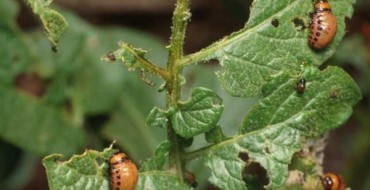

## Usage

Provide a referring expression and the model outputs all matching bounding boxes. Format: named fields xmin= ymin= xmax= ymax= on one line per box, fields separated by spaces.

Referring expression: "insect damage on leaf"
xmin=204 ymin=66 xmax=361 ymax=190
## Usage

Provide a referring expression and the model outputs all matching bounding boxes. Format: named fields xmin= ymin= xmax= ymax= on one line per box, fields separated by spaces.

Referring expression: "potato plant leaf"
xmin=0 ymin=87 xmax=86 ymax=156
xmin=137 ymin=172 xmax=191 ymax=190
xmin=172 ymin=87 xmax=224 ymax=138
xmin=42 ymin=146 xmax=117 ymax=190
xmin=26 ymin=0 xmax=68 ymax=50
xmin=146 ymin=107 xmax=169 ymax=129
xmin=205 ymin=125 xmax=227 ymax=144
xmin=186 ymin=0 xmax=355 ymax=97
xmin=204 ymin=66 xmax=361 ymax=190
xmin=140 ymin=141 xmax=171 ymax=172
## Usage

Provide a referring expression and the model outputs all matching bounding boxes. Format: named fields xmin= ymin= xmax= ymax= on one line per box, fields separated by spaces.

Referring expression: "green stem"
xmin=166 ymin=0 xmax=191 ymax=180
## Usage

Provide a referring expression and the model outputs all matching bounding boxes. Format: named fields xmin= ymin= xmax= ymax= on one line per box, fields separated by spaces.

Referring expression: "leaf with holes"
xmin=26 ymin=0 xmax=68 ymax=50
xmin=204 ymin=66 xmax=361 ymax=190
xmin=172 ymin=87 xmax=224 ymax=138
xmin=185 ymin=0 xmax=355 ymax=97
xmin=42 ymin=146 xmax=117 ymax=190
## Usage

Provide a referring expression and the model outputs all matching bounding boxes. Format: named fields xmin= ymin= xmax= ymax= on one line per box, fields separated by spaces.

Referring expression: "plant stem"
xmin=167 ymin=0 xmax=191 ymax=180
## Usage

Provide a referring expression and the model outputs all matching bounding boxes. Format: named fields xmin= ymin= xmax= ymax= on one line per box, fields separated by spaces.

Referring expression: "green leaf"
xmin=140 ymin=141 xmax=171 ymax=172
xmin=204 ymin=66 xmax=361 ymax=190
xmin=172 ymin=87 xmax=224 ymax=138
xmin=205 ymin=125 xmax=227 ymax=144
xmin=26 ymin=0 xmax=68 ymax=50
xmin=0 ymin=88 xmax=86 ymax=155
xmin=146 ymin=107 xmax=168 ymax=129
xmin=42 ymin=146 xmax=116 ymax=190
xmin=0 ymin=0 xmax=18 ymax=28
xmin=137 ymin=171 xmax=191 ymax=190
xmin=189 ymin=0 xmax=355 ymax=97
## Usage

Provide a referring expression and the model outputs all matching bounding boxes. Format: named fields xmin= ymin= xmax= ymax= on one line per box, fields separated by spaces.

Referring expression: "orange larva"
xmin=110 ymin=153 xmax=138 ymax=190
xmin=321 ymin=173 xmax=346 ymax=190
xmin=309 ymin=0 xmax=337 ymax=49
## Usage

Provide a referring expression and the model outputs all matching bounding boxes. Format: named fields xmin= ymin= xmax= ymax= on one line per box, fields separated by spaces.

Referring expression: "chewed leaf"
xmin=26 ymin=0 xmax=68 ymax=50
xmin=42 ymin=146 xmax=117 ymax=190
xmin=146 ymin=107 xmax=168 ymax=129
xmin=240 ymin=66 xmax=361 ymax=134
xmin=186 ymin=0 xmax=355 ymax=97
xmin=205 ymin=66 xmax=361 ymax=190
xmin=40 ymin=9 xmax=68 ymax=51
xmin=137 ymin=171 xmax=191 ymax=190
xmin=172 ymin=87 xmax=224 ymax=138
xmin=103 ymin=42 xmax=149 ymax=70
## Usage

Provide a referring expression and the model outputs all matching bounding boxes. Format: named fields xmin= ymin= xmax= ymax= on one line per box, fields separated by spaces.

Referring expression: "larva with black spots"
xmin=110 ymin=153 xmax=138 ymax=190
xmin=309 ymin=0 xmax=337 ymax=49
xmin=321 ymin=172 xmax=346 ymax=190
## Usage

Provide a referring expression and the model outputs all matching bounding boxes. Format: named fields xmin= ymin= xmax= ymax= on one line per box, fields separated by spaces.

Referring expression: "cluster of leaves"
xmin=1 ymin=0 xmax=362 ymax=190
xmin=0 ymin=0 xmax=168 ymax=188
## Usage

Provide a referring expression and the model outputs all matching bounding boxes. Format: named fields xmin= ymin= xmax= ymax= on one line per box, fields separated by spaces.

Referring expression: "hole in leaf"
xmin=243 ymin=162 xmax=269 ymax=189
xmin=14 ymin=72 xmax=47 ymax=97
xmin=238 ymin=152 xmax=250 ymax=162
xmin=292 ymin=17 xmax=306 ymax=31
xmin=271 ymin=19 xmax=279 ymax=28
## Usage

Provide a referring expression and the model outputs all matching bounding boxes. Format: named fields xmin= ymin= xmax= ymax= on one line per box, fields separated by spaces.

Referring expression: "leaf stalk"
xmin=166 ymin=0 xmax=191 ymax=180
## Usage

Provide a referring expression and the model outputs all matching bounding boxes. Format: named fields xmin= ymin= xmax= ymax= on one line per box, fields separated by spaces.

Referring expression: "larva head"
xmin=110 ymin=153 xmax=128 ymax=165
xmin=314 ymin=0 xmax=332 ymax=10
xmin=321 ymin=173 xmax=346 ymax=190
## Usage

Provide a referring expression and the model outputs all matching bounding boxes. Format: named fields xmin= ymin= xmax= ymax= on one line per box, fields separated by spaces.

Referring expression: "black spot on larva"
xmin=292 ymin=17 xmax=306 ymax=31
xmin=318 ymin=26 xmax=323 ymax=30
xmin=117 ymin=182 xmax=121 ymax=185
xmin=115 ymin=170 xmax=119 ymax=174
xmin=316 ymin=32 xmax=321 ymax=36
xmin=314 ymin=38 xmax=318 ymax=41
xmin=117 ymin=175 xmax=121 ymax=179
xmin=271 ymin=19 xmax=279 ymax=27
xmin=116 ymin=187 xmax=120 ymax=190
